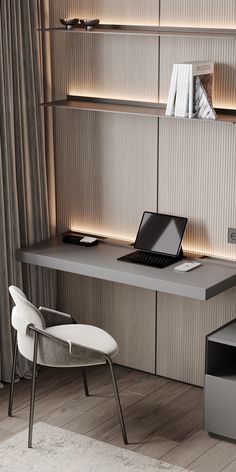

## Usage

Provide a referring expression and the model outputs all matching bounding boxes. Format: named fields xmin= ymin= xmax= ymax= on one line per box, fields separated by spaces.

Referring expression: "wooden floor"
xmin=0 ymin=365 xmax=236 ymax=471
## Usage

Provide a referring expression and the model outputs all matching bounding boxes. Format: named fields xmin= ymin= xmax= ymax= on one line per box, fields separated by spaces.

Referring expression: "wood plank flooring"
xmin=0 ymin=365 xmax=236 ymax=471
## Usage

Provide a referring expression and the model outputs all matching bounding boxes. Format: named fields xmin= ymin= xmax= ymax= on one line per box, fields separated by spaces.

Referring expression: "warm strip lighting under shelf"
xmin=68 ymin=93 xmax=159 ymax=106
xmin=44 ymin=24 xmax=236 ymax=38
xmin=160 ymin=23 xmax=236 ymax=30
xmin=70 ymin=226 xmax=134 ymax=243
xmin=70 ymin=227 xmax=236 ymax=261
xmin=182 ymin=247 xmax=236 ymax=261
xmin=66 ymin=94 xmax=236 ymax=117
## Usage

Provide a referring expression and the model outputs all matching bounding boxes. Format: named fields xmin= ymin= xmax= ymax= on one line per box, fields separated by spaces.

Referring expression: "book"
xmin=191 ymin=61 xmax=215 ymax=119
xmin=195 ymin=76 xmax=216 ymax=119
xmin=174 ymin=64 xmax=190 ymax=118
xmin=165 ymin=63 xmax=178 ymax=116
xmin=166 ymin=61 xmax=216 ymax=119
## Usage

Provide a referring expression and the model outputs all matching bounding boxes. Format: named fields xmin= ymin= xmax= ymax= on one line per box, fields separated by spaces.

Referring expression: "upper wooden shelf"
xmin=42 ymin=96 xmax=236 ymax=125
xmin=44 ymin=97 xmax=166 ymax=118
xmin=40 ymin=24 xmax=236 ymax=39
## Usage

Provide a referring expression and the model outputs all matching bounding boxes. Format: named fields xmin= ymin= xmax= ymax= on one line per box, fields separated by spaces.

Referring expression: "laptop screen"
xmin=134 ymin=212 xmax=188 ymax=257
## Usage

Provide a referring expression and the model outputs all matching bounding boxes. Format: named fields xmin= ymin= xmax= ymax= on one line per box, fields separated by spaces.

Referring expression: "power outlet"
xmin=228 ymin=228 xmax=236 ymax=244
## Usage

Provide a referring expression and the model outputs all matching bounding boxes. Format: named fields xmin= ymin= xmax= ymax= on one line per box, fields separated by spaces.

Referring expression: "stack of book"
xmin=166 ymin=61 xmax=216 ymax=120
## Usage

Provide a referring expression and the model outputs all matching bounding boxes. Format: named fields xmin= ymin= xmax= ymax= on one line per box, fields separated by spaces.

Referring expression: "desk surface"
xmin=16 ymin=238 xmax=236 ymax=301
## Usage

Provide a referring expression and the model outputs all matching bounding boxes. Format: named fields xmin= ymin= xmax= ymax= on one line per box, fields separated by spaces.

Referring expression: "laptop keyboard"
xmin=118 ymin=250 xmax=181 ymax=269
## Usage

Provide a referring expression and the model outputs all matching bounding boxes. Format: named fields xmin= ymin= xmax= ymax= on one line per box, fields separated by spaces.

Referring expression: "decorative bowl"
xmin=59 ymin=18 xmax=79 ymax=29
xmin=80 ymin=19 xmax=100 ymax=30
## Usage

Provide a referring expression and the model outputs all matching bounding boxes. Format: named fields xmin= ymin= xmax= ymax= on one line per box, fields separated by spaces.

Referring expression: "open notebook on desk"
xmin=118 ymin=211 xmax=188 ymax=269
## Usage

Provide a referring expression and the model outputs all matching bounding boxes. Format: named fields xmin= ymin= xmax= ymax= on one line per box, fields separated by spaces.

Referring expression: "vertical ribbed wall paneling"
xmin=158 ymin=120 xmax=236 ymax=259
xmin=49 ymin=32 xmax=69 ymax=100
xmin=54 ymin=109 xmax=158 ymax=240
xmin=41 ymin=0 xmax=49 ymax=26
xmin=50 ymin=33 xmax=159 ymax=102
xmin=47 ymin=1 xmax=236 ymax=383
xmin=48 ymin=0 xmax=160 ymax=26
xmin=57 ymin=273 xmax=156 ymax=373
xmin=159 ymin=37 xmax=236 ymax=108
xmin=160 ymin=0 xmax=236 ymax=28
xmin=40 ymin=1 xmax=57 ymax=233
xmin=156 ymin=287 xmax=236 ymax=386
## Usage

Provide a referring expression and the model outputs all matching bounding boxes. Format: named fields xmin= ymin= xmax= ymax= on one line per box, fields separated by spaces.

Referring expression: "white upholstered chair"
xmin=8 ymin=285 xmax=127 ymax=447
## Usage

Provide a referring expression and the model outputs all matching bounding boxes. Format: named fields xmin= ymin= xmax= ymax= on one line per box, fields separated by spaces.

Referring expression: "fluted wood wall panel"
xmin=57 ymin=273 xmax=156 ymax=373
xmin=158 ymin=120 xmax=236 ymax=259
xmin=50 ymin=33 xmax=159 ymax=102
xmin=160 ymin=0 xmax=236 ymax=28
xmin=159 ymin=37 xmax=236 ymax=109
xmin=156 ymin=287 xmax=236 ymax=386
xmin=48 ymin=0 xmax=160 ymax=26
xmin=47 ymin=1 xmax=236 ymax=384
xmin=157 ymin=117 xmax=236 ymax=386
xmin=54 ymin=110 xmax=157 ymax=240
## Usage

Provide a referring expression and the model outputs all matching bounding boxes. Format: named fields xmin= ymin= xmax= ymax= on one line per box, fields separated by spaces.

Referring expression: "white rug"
xmin=0 ymin=423 xmax=192 ymax=472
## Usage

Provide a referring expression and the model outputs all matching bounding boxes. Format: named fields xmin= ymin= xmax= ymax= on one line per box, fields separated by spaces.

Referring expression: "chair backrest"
xmin=9 ymin=286 xmax=27 ymax=300
xmin=9 ymin=285 xmax=106 ymax=367
xmin=9 ymin=286 xmax=46 ymax=362
xmin=9 ymin=286 xmax=45 ymax=332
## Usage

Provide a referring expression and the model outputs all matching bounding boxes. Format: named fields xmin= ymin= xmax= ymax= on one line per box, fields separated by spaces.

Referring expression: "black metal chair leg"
xmin=105 ymin=356 xmax=128 ymax=445
xmin=8 ymin=331 xmax=18 ymax=417
xmin=81 ymin=367 xmax=89 ymax=396
xmin=28 ymin=332 xmax=39 ymax=448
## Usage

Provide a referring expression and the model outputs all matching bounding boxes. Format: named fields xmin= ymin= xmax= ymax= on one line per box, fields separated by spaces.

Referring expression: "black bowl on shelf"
xmin=59 ymin=18 xmax=79 ymax=29
xmin=80 ymin=19 xmax=100 ymax=31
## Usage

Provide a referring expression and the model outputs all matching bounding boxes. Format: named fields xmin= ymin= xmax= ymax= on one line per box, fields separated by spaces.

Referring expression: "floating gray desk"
xmin=16 ymin=238 xmax=236 ymax=301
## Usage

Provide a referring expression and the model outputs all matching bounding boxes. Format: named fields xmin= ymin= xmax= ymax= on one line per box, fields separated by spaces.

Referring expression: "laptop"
xmin=118 ymin=211 xmax=188 ymax=269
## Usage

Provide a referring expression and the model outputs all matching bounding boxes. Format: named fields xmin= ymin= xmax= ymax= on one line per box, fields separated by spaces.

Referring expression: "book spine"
xmin=188 ymin=65 xmax=194 ymax=118
xmin=166 ymin=64 xmax=178 ymax=116
xmin=174 ymin=64 xmax=190 ymax=118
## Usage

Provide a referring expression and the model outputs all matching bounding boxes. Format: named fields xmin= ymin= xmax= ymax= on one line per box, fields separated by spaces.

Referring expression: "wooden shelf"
xmin=40 ymin=24 xmax=236 ymax=39
xmin=43 ymin=98 xmax=166 ymax=118
xmin=42 ymin=96 xmax=236 ymax=124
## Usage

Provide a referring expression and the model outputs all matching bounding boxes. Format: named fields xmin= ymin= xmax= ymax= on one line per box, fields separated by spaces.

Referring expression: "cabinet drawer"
xmin=204 ymin=374 xmax=236 ymax=440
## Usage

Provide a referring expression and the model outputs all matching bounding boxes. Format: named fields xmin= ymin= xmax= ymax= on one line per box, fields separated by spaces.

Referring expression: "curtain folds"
xmin=0 ymin=0 xmax=56 ymax=382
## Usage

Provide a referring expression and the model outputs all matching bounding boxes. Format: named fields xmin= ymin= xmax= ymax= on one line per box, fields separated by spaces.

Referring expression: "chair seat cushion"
xmin=45 ymin=324 xmax=119 ymax=358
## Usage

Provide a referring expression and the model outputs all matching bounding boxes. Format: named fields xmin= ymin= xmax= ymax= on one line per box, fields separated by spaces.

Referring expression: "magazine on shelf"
xmin=166 ymin=61 xmax=216 ymax=119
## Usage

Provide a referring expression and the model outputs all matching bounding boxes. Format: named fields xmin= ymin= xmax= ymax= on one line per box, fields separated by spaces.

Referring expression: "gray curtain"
xmin=0 ymin=0 xmax=56 ymax=383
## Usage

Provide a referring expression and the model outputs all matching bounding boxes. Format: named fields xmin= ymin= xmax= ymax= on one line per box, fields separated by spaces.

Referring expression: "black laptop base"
xmin=118 ymin=250 xmax=182 ymax=269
